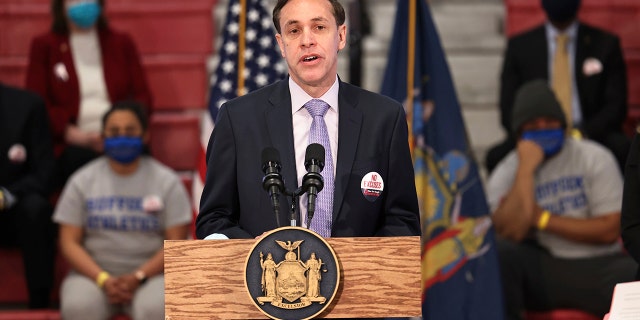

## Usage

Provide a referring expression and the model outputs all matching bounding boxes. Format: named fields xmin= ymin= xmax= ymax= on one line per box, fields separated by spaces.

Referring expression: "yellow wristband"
xmin=96 ymin=271 xmax=110 ymax=288
xmin=537 ymin=210 xmax=551 ymax=230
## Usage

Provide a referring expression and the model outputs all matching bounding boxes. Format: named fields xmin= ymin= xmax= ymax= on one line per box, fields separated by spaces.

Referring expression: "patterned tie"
xmin=552 ymin=34 xmax=573 ymax=130
xmin=304 ymin=99 xmax=334 ymax=237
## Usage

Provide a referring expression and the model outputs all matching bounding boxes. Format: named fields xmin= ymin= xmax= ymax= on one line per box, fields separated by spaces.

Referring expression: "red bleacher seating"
xmin=0 ymin=57 xmax=27 ymax=89
xmin=0 ymin=310 xmax=61 ymax=320
xmin=0 ymin=310 xmax=131 ymax=320
xmin=149 ymin=112 xmax=201 ymax=171
xmin=504 ymin=0 xmax=640 ymax=39
xmin=0 ymin=0 xmax=215 ymax=111
xmin=525 ymin=309 xmax=600 ymax=320
xmin=0 ymin=0 xmax=214 ymax=56
xmin=0 ymin=55 xmax=208 ymax=110
xmin=0 ymin=0 xmax=213 ymax=311
xmin=144 ymin=55 xmax=209 ymax=111
xmin=0 ymin=247 xmax=67 ymax=306
xmin=107 ymin=0 xmax=214 ymax=56
xmin=0 ymin=248 xmax=29 ymax=304
xmin=0 ymin=0 xmax=49 ymax=57
xmin=109 ymin=0 xmax=214 ymax=111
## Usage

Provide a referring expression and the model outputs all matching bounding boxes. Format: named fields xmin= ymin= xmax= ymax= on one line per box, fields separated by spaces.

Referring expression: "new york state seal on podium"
xmin=244 ymin=227 xmax=340 ymax=320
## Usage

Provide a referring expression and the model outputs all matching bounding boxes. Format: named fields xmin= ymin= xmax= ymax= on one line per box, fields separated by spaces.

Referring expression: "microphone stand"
xmin=289 ymin=193 xmax=299 ymax=227
xmin=285 ymin=187 xmax=309 ymax=229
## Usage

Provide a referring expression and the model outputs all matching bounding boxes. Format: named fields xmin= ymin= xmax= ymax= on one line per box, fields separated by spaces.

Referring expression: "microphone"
xmin=302 ymin=143 xmax=325 ymax=228
xmin=261 ymin=147 xmax=285 ymax=227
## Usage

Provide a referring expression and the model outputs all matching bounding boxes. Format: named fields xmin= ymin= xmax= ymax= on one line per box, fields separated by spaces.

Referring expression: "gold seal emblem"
xmin=245 ymin=227 xmax=339 ymax=320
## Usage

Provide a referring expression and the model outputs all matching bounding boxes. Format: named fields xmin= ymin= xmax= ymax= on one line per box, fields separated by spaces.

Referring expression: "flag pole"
xmin=407 ymin=0 xmax=417 ymax=157
xmin=237 ymin=0 xmax=247 ymax=96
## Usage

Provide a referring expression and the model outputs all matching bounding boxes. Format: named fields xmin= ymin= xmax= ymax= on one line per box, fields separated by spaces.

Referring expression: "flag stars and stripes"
xmin=206 ymin=0 xmax=287 ymax=149
xmin=227 ymin=21 xmax=239 ymax=35
xmin=255 ymin=73 xmax=268 ymax=86
xmin=248 ymin=9 xmax=259 ymax=22
xmin=244 ymin=48 xmax=254 ymax=60
xmin=231 ymin=2 xmax=241 ymax=15
xmin=219 ymin=79 xmax=233 ymax=93
xmin=261 ymin=17 xmax=271 ymax=30
xmin=257 ymin=54 xmax=270 ymax=68
xmin=224 ymin=42 xmax=237 ymax=55
xmin=246 ymin=29 xmax=257 ymax=42
xmin=260 ymin=36 xmax=272 ymax=48
xmin=216 ymin=99 xmax=227 ymax=110
xmin=197 ymin=0 xmax=288 ymax=240
xmin=222 ymin=60 xmax=235 ymax=74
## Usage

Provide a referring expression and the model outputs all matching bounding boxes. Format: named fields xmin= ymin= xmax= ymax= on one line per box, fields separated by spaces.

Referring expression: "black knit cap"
xmin=511 ymin=79 xmax=567 ymax=134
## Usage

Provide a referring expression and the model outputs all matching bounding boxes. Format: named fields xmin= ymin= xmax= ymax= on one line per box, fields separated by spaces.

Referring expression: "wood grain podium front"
xmin=164 ymin=236 xmax=421 ymax=319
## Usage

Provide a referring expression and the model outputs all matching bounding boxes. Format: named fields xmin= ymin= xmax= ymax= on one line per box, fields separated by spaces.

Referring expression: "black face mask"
xmin=541 ymin=0 xmax=581 ymax=23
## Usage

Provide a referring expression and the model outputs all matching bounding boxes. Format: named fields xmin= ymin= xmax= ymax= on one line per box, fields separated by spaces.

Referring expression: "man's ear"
xmin=337 ymin=24 xmax=347 ymax=51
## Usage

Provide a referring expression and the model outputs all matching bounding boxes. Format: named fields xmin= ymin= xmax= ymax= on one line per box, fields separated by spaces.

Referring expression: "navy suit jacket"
xmin=500 ymin=22 xmax=627 ymax=140
xmin=196 ymin=79 xmax=420 ymax=239
xmin=0 ymin=83 xmax=55 ymax=198
xmin=621 ymin=133 xmax=640 ymax=280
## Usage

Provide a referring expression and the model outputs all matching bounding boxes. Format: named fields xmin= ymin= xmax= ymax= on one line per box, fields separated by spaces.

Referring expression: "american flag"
xmin=192 ymin=0 xmax=287 ymax=236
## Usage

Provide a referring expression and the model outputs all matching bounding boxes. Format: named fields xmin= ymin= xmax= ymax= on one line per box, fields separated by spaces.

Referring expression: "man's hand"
xmin=517 ymin=139 xmax=544 ymax=172
xmin=65 ymin=125 xmax=102 ymax=152
xmin=255 ymin=232 xmax=268 ymax=239
xmin=0 ymin=188 xmax=16 ymax=212
xmin=103 ymin=275 xmax=138 ymax=304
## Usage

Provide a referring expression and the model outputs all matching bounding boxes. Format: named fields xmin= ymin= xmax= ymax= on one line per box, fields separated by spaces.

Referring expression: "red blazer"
xmin=26 ymin=27 xmax=152 ymax=155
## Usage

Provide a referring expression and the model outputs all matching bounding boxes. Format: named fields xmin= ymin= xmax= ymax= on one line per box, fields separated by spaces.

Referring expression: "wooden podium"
xmin=165 ymin=236 xmax=421 ymax=319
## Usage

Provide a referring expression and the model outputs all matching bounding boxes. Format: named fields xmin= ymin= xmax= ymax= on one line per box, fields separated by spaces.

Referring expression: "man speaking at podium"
xmin=196 ymin=0 xmax=420 ymax=239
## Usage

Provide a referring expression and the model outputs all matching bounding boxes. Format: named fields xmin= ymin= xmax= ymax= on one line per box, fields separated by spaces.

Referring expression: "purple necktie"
xmin=304 ymin=99 xmax=334 ymax=237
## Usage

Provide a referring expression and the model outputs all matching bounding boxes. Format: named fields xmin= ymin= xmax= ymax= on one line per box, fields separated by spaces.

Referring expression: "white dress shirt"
xmin=289 ymin=76 xmax=339 ymax=227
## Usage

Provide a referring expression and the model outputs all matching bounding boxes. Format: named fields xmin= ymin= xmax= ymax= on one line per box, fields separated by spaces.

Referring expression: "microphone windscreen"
xmin=305 ymin=143 xmax=325 ymax=163
xmin=261 ymin=147 xmax=281 ymax=166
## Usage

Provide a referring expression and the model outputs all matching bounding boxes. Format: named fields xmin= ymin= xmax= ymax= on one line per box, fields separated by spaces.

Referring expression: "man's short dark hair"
xmin=272 ymin=0 xmax=346 ymax=34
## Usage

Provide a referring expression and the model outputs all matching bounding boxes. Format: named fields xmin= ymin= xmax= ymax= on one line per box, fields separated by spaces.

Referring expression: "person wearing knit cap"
xmin=485 ymin=0 xmax=629 ymax=175
xmin=486 ymin=80 xmax=636 ymax=320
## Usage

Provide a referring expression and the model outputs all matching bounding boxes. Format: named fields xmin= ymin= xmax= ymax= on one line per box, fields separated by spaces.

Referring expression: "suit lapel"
xmin=532 ymin=26 xmax=549 ymax=79
xmin=55 ymin=34 xmax=80 ymax=102
xmin=574 ymin=23 xmax=589 ymax=100
xmin=266 ymin=80 xmax=298 ymax=195
xmin=332 ymin=82 xmax=362 ymax=220
xmin=265 ymin=79 xmax=363 ymax=224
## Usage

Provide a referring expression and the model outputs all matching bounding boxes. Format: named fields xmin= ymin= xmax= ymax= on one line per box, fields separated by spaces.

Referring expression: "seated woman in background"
xmin=26 ymin=0 xmax=152 ymax=188
xmin=53 ymin=101 xmax=191 ymax=320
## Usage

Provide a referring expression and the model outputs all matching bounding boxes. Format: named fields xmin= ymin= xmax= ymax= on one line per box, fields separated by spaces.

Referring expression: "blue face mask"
xmin=67 ymin=1 xmax=101 ymax=29
xmin=103 ymin=136 xmax=143 ymax=164
xmin=522 ymin=128 xmax=565 ymax=157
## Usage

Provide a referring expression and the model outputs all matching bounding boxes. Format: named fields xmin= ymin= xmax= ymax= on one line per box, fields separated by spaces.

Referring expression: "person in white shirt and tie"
xmin=196 ymin=0 xmax=420 ymax=239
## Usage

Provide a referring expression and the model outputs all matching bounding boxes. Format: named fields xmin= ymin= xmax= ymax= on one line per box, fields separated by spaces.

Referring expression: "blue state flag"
xmin=380 ymin=1 xmax=504 ymax=319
